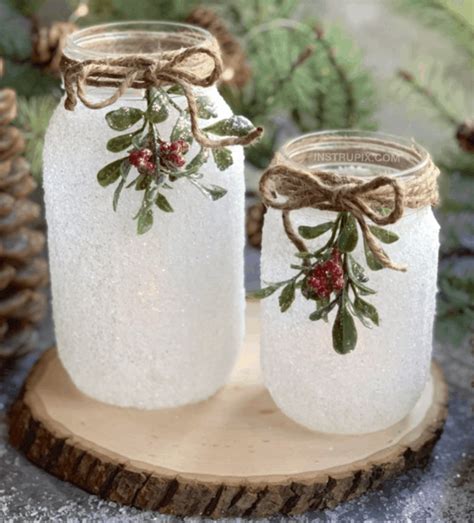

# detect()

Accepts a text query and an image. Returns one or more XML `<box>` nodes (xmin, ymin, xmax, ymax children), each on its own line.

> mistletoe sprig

<box><xmin>97</xmin><ymin>86</ymin><xmax>256</xmax><ymax>234</ymax></box>
<box><xmin>252</xmin><ymin>212</ymin><xmax>399</xmax><ymax>354</ymax></box>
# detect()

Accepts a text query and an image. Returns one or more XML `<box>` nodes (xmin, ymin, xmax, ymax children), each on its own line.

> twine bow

<box><xmin>61</xmin><ymin>44</ymin><xmax>263</xmax><ymax>148</ymax></box>
<box><xmin>260</xmin><ymin>153</ymin><xmax>438</xmax><ymax>272</ymax></box>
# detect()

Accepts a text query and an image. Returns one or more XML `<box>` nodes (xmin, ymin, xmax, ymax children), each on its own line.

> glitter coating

<box><xmin>261</xmin><ymin>206</ymin><xmax>440</xmax><ymax>434</ymax></box>
<box><xmin>42</xmin><ymin>87</ymin><xmax>245</xmax><ymax>408</ymax></box>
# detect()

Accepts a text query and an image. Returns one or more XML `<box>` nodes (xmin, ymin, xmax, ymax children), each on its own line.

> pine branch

<box><xmin>78</xmin><ymin>0</ymin><xmax>202</xmax><ymax>24</ymax></box>
<box><xmin>225</xmin><ymin>0</ymin><xmax>299</xmax><ymax>33</ymax></box>
<box><xmin>314</xmin><ymin>25</ymin><xmax>356</xmax><ymax>128</ymax></box>
<box><xmin>0</xmin><ymin>1</ymin><xmax>32</xmax><ymax>60</ymax></box>
<box><xmin>397</xmin><ymin>69</ymin><xmax>459</xmax><ymax>126</ymax></box>
<box><xmin>263</xmin><ymin>44</ymin><xmax>314</xmax><ymax>110</ymax></box>
<box><xmin>393</xmin><ymin>0</ymin><xmax>474</xmax><ymax>59</ymax></box>
<box><xmin>6</xmin><ymin>0</ymin><xmax>46</xmax><ymax>18</ymax></box>
<box><xmin>431</xmin><ymin>0</ymin><xmax>474</xmax><ymax>45</ymax></box>
<box><xmin>15</xmin><ymin>95</ymin><xmax>57</xmax><ymax>180</ymax></box>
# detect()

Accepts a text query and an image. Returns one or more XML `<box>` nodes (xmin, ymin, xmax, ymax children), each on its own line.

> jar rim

<box><xmin>64</xmin><ymin>21</ymin><xmax>213</xmax><ymax>61</ymax></box>
<box><xmin>280</xmin><ymin>130</ymin><xmax>430</xmax><ymax>179</ymax></box>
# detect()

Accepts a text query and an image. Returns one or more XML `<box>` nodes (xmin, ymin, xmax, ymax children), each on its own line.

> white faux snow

<box><xmin>261</xmin><ymin>206</ymin><xmax>440</xmax><ymax>434</ymax></box>
<box><xmin>43</xmin><ymin>86</ymin><xmax>245</xmax><ymax>409</ymax></box>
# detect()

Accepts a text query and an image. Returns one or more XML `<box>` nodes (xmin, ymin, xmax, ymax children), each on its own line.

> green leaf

<box><xmin>170</xmin><ymin>113</ymin><xmax>193</xmax><ymax>143</ymax></box>
<box><xmin>137</xmin><ymin>209</ymin><xmax>153</xmax><ymax>235</ymax></box>
<box><xmin>348</xmin><ymin>255</ymin><xmax>369</xmax><ymax>283</ymax></box>
<box><xmin>112</xmin><ymin>178</ymin><xmax>126</xmax><ymax>211</ymax></box>
<box><xmin>155</xmin><ymin>193</ymin><xmax>174</xmax><ymax>213</ymax></box>
<box><xmin>167</xmin><ymin>84</ymin><xmax>184</xmax><ymax>95</ymax></box>
<box><xmin>309</xmin><ymin>297</ymin><xmax>336</xmax><ymax>321</ymax></box>
<box><xmin>105</xmin><ymin>108</ymin><xmax>143</xmax><ymax>131</ymax></box>
<box><xmin>248</xmin><ymin>282</ymin><xmax>285</xmax><ymax>299</ymax></box>
<box><xmin>135</xmin><ymin>173</ymin><xmax>149</xmax><ymax>191</ymax></box>
<box><xmin>97</xmin><ymin>158</ymin><xmax>126</xmax><ymax>187</ymax></box>
<box><xmin>112</xmin><ymin>161</ymin><xmax>131</xmax><ymax>211</ymax></box>
<box><xmin>106</xmin><ymin>133</ymin><xmax>134</xmax><ymax>152</ymax></box>
<box><xmin>199</xmin><ymin>183</ymin><xmax>228</xmax><ymax>201</ymax></box>
<box><xmin>347</xmin><ymin>256</ymin><xmax>376</xmax><ymax>295</ymax></box>
<box><xmin>204</xmin><ymin>115</ymin><xmax>255</xmax><ymax>137</ymax></box>
<box><xmin>147</xmin><ymin>89</ymin><xmax>169</xmax><ymax>123</ymax></box>
<box><xmin>196</xmin><ymin>96</ymin><xmax>218</xmax><ymax>119</ymax></box>
<box><xmin>317</xmin><ymin>297</ymin><xmax>332</xmax><ymax>323</ymax></box>
<box><xmin>132</xmin><ymin>128</ymin><xmax>148</xmax><ymax>148</ymax></box>
<box><xmin>187</xmin><ymin>148</ymin><xmax>209</xmax><ymax>172</ymax></box>
<box><xmin>309</xmin><ymin>308</ymin><xmax>327</xmax><ymax>321</ymax></box>
<box><xmin>298</xmin><ymin>221</ymin><xmax>334</xmax><ymax>240</ymax></box>
<box><xmin>369</xmin><ymin>225</ymin><xmax>399</xmax><ymax>244</ymax></box>
<box><xmin>212</xmin><ymin>147</ymin><xmax>233</xmax><ymax>170</ymax></box>
<box><xmin>208</xmin><ymin>185</ymin><xmax>228</xmax><ymax>201</ymax></box>
<box><xmin>294</xmin><ymin>251</ymin><xmax>315</xmax><ymax>260</ymax></box>
<box><xmin>332</xmin><ymin>302</ymin><xmax>358</xmax><ymax>354</ymax></box>
<box><xmin>279</xmin><ymin>281</ymin><xmax>296</xmax><ymax>312</ymax></box>
<box><xmin>364</xmin><ymin>240</ymin><xmax>384</xmax><ymax>271</ymax></box>
<box><xmin>338</xmin><ymin>213</ymin><xmax>358</xmax><ymax>252</ymax></box>
<box><xmin>354</xmin><ymin>297</ymin><xmax>379</xmax><ymax>326</ymax></box>
<box><xmin>347</xmin><ymin>299</ymin><xmax>371</xmax><ymax>328</ymax></box>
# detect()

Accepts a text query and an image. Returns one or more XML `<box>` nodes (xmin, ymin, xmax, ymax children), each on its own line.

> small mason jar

<box><xmin>43</xmin><ymin>22</ymin><xmax>246</xmax><ymax>408</ymax></box>
<box><xmin>260</xmin><ymin>131</ymin><xmax>439</xmax><ymax>434</ymax></box>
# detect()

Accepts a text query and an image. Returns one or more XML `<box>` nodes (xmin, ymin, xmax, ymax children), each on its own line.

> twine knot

<box><xmin>260</xmin><ymin>145</ymin><xmax>439</xmax><ymax>272</ymax></box>
<box><xmin>60</xmin><ymin>39</ymin><xmax>262</xmax><ymax>148</ymax></box>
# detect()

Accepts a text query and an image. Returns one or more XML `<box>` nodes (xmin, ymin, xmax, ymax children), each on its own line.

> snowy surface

<box><xmin>42</xmin><ymin>87</ymin><xmax>245</xmax><ymax>409</ymax></box>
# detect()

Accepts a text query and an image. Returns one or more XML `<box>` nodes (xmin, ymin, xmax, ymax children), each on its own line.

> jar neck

<box><xmin>61</xmin><ymin>84</ymin><xmax>218</xmax><ymax>103</ymax></box>
<box><xmin>64</xmin><ymin>21</ymin><xmax>215</xmax><ymax>62</ymax></box>
<box><xmin>61</xmin><ymin>22</ymin><xmax>221</xmax><ymax>109</ymax></box>
<box><xmin>280</xmin><ymin>131</ymin><xmax>430</xmax><ymax>180</ymax></box>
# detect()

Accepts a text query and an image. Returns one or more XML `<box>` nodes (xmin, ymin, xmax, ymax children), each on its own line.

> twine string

<box><xmin>61</xmin><ymin>43</ymin><xmax>263</xmax><ymax>148</ymax></box>
<box><xmin>259</xmin><ymin>150</ymin><xmax>439</xmax><ymax>272</ymax></box>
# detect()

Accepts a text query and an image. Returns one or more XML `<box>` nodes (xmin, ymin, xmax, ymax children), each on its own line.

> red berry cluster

<box><xmin>308</xmin><ymin>249</ymin><xmax>344</xmax><ymax>299</ymax></box>
<box><xmin>128</xmin><ymin>140</ymin><xmax>189</xmax><ymax>175</ymax></box>
<box><xmin>129</xmin><ymin>148</ymin><xmax>155</xmax><ymax>173</ymax></box>
<box><xmin>159</xmin><ymin>139</ymin><xmax>189</xmax><ymax>168</ymax></box>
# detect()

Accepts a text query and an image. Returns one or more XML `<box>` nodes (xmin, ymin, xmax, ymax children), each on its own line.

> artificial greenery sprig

<box><xmin>251</xmin><ymin>211</ymin><xmax>400</xmax><ymax>354</ymax></box>
<box><xmin>97</xmin><ymin>86</ymin><xmax>256</xmax><ymax>234</ymax></box>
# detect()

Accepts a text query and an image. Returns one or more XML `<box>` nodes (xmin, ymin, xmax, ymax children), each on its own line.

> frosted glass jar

<box><xmin>43</xmin><ymin>23</ymin><xmax>245</xmax><ymax>409</ymax></box>
<box><xmin>260</xmin><ymin>131</ymin><xmax>439</xmax><ymax>434</ymax></box>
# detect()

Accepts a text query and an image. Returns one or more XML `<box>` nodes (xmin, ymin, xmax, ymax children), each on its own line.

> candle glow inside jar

<box><xmin>260</xmin><ymin>131</ymin><xmax>440</xmax><ymax>434</ymax></box>
<box><xmin>43</xmin><ymin>22</ymin><xmax>252</xmax><ymax>409</ymax></box>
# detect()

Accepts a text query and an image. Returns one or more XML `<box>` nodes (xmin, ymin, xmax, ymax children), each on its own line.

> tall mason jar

<box><xmin>43</xmin><ymin>23</ymin><xmax>247</xmax><ymax>409</ymax></box>
<box><xmin>260</xmin><ymin>131</ymin><xmax>440</xmax><ymax>434</ymax></box>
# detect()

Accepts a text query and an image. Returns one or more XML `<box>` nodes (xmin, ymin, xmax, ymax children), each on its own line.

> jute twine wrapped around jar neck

<box><xmin>60</xmin><ymin>30</ymin><xmax>262</xmax><ymax>148</ymax></box>
<box><xmin>259</xmin><ymin>135</ymin><xmax>440</xmax><ymax>271</ymax></box>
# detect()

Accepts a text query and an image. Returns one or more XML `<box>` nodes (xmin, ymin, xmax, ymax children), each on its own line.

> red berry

<box><xmin>143</xmin><ymin>160</ymin><xmax>156</xmax><ymax>172</ymax></box>
<box><xmin>128</xmin><ymin>150</ymin><xmax>141</xmax><ymax>166</ymax></box>
<box><xmin>177</xmin><ymin>139</ymin><xmax>189</xmax><ymax>154</ymax></box>
<box><xmin>308</xmin><ymin>249</ymin><xmax>345</xmax><ymax>298</ymax></box>
<box><xmin>129</xmin><ymin>148</ymin><xmax>153</xmax><ymax>168</ymax></box>
<box><xmin>159</xmin><ymin>140</ymin><xmax>188</xmax><ymax>169</ymax></box>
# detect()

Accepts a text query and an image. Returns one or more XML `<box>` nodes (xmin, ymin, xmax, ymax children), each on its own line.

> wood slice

<box><xmin>8</xmin><ymin>303</ymin><xmax>448</xmax><ymax>518</ymax></box>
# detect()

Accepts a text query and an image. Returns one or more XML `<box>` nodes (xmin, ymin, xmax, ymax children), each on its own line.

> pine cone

<box><xmin>0</xmin><ymin>66</ymin><xmax>48</xmax><ymax>358</ymax></box>
<box><xmin>456</xmin><ymin>120</ymin><xmax>474</xmax><ymax>153</ymax></box>
<box><xmin>31</xmin><ymin>21</ymin><xmax>77</xmax><ymax>75</ymax></box>
<box><xmin>186</xmin><ymin>7</ymin><xmax>251</xmax><ymax>88</ymax></box>
<box><xmin>246</xmin><ymin>200</ymin><xmax>266</xmax><ymax>249</ymax></box>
